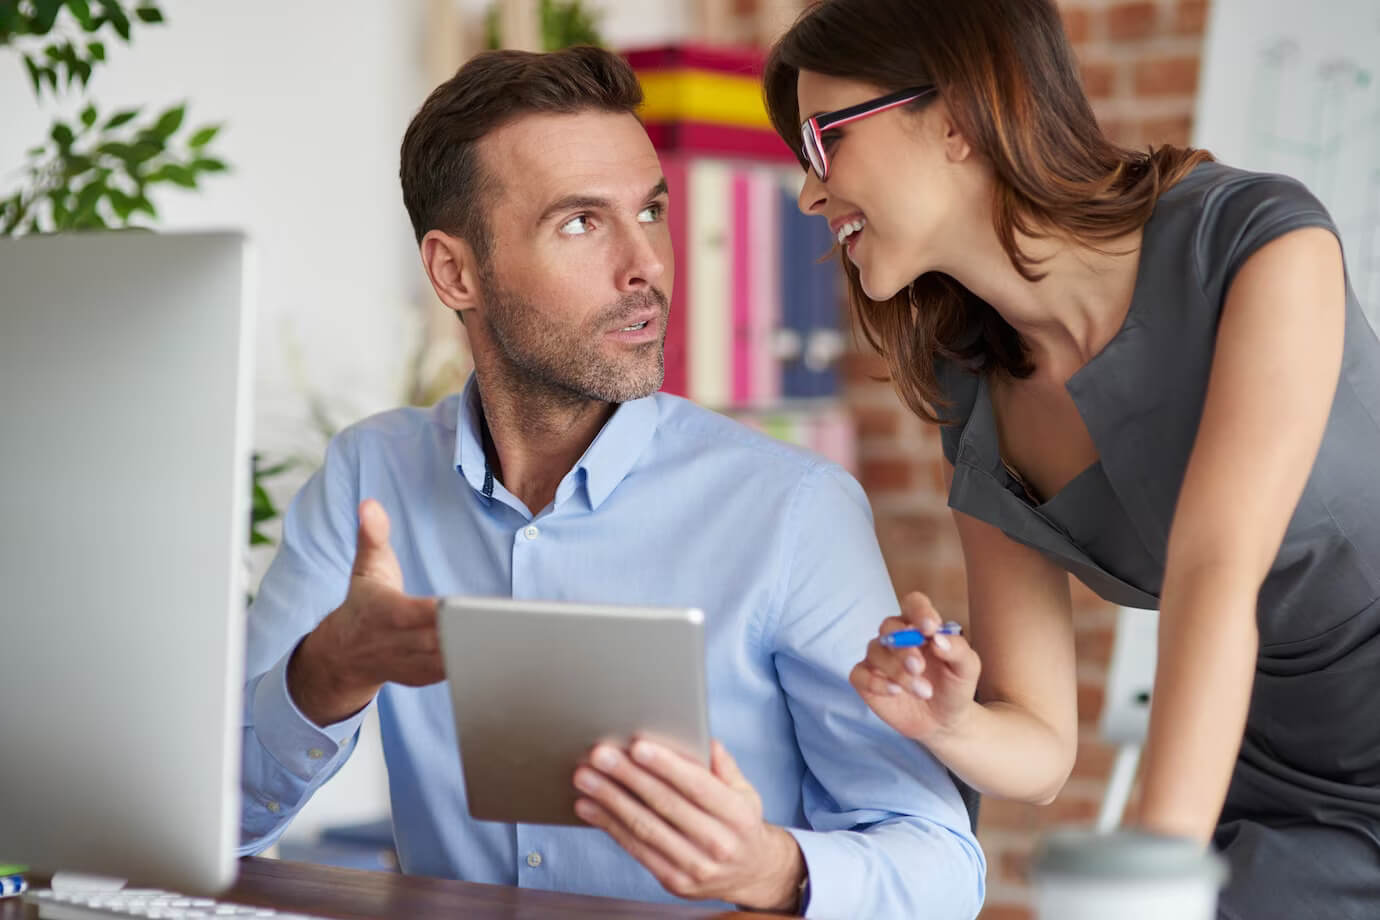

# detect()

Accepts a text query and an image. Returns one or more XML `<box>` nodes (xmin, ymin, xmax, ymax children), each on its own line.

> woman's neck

<box><xmin>943</xmin><ymin>224</ymin><xmax>1144</xmax><ymax>381</ymax></box>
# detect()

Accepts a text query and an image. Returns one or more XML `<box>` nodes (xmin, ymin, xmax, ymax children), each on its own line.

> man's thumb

<box><xmin>352</xmin><ymin>499</ymin><xmax>401</xmax><ymax>585</ymax></box>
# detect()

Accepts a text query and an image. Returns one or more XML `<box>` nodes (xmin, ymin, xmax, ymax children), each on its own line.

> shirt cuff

<box><xmin>783</xmin><ymin>827</ymin><xmax>861</xmax><ymax>920</ymax></box>
<box><xmin>251</xmin><ymin>647</ymin><xmax>370</xmax><ymax>781</ymax></box>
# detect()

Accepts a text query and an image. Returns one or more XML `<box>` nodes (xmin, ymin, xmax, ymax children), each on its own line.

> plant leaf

<box><xmin>30</xmin><ymin>0</ymin><xmax>63</xmax><ymax>35</ymax></box>
<box><xmin>62</xmin><ymin>154</ymin><xmax>96</xmax><ymax>177</ymax></box>
<box><xmin>191</xmin><ymin>156</ymin><xmax>227</xmax><ymax>173</ymax></box>
<box><xmin>69</xmin><ymin>0</ymin><xmax>96</xmax><ymax>29</ymax></box>
<box><xmin>75</xmin><ymin>178</ymin><xmax>106</xmax><ymax>212</ymax></box>
<box><xmin>107</xmin><ymin>188</ymin><xmax>135</xmax><ymax>220</ymax></box>
<box><xmin>162</xmin><ymin>163</ymin><xmax>197</xmax><ymax>188</ymax></box>
<box><xmin>128</xmin><ymin>139</ymin><xmax>162</xmax><ymax>163</ymax></box>
<box><xmin>103</xmin><ymin>107</ymin><xmax>140</xmax><ymax>129</ymax></box>
<box><xmin>1</xmin><ymin>195</ymin><xmax>29</xmax><ymax>236</ymax></box>
<box><xmin>133</xmin><ymin>5</ymin><xmax>163</xmax><ymax>23</ymax></box>
<box><xmin>87</xmin><ymin>40</ymin><xmax>105</xmax><ymax>61</ymax></box>
<box><xmin>131</xmin><ymin>192</ymin><xmax>156</xmax><ymax>217</ymax></box>
<box><xmin>51</xmin><ymin>122</ymin><xmax>75</xmax><ymax>148</ymax></box>
<box><xmin>255</xmin><ymin>459</ymin><xmax>295</xmax><ymax>478</ymax></box>
<box><xmin>80</xmin><ymin>104</ymin><xmax>98</xmax><ymax>128</ymax></box>
<box><xmin>23</xmin><ymin>54</ymin><xmax>42</xmax><ymax>95</ymax></box>
<box><xmin>188</xmin><ymin>124</ymin><xmax>220</xmax><ymax>148</ymax></box>
<box><xmin>98</xmin><ymin>0</ymin><xmax>132</xmax><ymax>40</ymax></box>
<box><xmin>151</xmin><ymin>103</ymin><xmax>185</xmax><ymax>139</ymax></box>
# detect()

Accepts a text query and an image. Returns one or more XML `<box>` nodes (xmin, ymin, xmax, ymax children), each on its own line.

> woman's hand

<box><xmin>850</xmin><ymin>591</ymin><xmax>982</xmax><ymax>744</ymax></box>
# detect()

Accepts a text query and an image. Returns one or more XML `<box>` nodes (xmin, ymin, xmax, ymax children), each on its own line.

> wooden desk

<box><xmin>0</xmin><ymin>857</ymin><xmax>786</xmax><ymax>919</ymax></box>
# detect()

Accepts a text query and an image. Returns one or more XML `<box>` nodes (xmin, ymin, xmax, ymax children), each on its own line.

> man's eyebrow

<box><xmin>536</xmin><ymin>179</ymin><xmax>670</xmax><ymax>226</ymax></box>
<box><xmin>537</xmin><ymin>194</ymin><xmax>611</xmax><ymax>226</ymax></box>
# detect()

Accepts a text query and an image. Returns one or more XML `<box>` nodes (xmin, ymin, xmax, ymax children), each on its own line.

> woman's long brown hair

<box><xmin>764</xmin><ymin>0</ymin><xmax>1212</xmax><ymax>422</ymax></box>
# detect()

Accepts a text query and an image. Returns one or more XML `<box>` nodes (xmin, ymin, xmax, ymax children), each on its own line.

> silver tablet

<box><xmin>438</xmin><ymin>596</ymin><xmax>711</xmax><ymax>826</ymax></box>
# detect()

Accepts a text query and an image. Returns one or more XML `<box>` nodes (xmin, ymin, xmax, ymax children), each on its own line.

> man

<box><xmin>238</xmin><ymin>46</ymin><xmax>984</xmax><ymax>919</ymax></box>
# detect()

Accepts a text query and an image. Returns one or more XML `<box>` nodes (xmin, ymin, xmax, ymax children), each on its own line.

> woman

<box><xmin>763</xmin><ymin>1</ymin><xmax>1380</xmax><ymax>916</ymax></box>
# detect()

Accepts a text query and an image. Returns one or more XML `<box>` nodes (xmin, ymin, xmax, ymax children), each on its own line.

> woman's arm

<box><xmin>937</xmin><ymin>498</ymin><xmax>1081</xmax><ymax>803</ymax></box>
<box><xmin>1135</xmin><ymin>226</ymin><xmax>1346</xmax><ymax>841</ymax></box>
<box><xmin>854</xmin><ymin>460</ymin><xmax>1081</xmax><ymax>805</ymax></box>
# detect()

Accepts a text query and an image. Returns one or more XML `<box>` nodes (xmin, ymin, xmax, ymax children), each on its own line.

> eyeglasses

<box><xmin>800</xmin><ymin>86</ymin><xmax>936</xmax><ymax>181</ymax></box>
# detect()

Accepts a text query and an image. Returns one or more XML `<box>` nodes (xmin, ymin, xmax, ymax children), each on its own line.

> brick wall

<box><xmin>838</xmin><ymin>3</ymin><xmax>1210</xmax><ymax>917</ymax></box>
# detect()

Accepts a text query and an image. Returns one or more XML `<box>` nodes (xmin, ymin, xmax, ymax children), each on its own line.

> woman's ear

<box><xmin>420</xmin><ymin>230</ymin><xmax>483</xmax><ymax>322</ymax></box>
<box><xmin>933</xmin><ymin>101</ymin><xmax>973</xmax><ymax>164</ymax></box>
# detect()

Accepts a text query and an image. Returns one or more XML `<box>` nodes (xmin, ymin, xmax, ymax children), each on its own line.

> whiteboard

<box><xmin>1194</xmin><ymin>0</ymin><xmax>1380</xmax><ymax>329</ymax></box>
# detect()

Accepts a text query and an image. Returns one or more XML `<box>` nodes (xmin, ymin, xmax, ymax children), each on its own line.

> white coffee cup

<box><xmin>1031</xmin><ymin>829</ymin><xmax>1228</xmax><ymax>920</ymax></box>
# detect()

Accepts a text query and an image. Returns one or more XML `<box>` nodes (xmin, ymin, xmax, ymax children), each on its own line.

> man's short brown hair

<box><xmin>399</xmin><ymin>45</ymin><xmax>643</xmax><ymax>263</ymax></box>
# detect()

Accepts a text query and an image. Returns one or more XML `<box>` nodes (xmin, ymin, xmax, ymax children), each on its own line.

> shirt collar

<box><xmin>451</xmin><ymin>373</ymin><xmax>659</xmax><ymax>511</ymax></box>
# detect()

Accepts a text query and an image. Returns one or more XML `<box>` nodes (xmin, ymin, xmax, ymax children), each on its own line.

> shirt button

<box><xmin>265</xmin><ymin>800</ymin><xmax>281</xmax><ymax>814</ymax></box>
<box><xmin>523</xmin><ymin>525</ymin><xmax>539</xmax><ymax>540</ymax></box>
<box><xmin>307</xmin><ymin>748</ymin><xmax>324</xmax><ymax>760</ymax></box>
<box><xmin>526</xmin><ymin>851</ymin><xmax>543</xmax><ymax>868</ymax></box>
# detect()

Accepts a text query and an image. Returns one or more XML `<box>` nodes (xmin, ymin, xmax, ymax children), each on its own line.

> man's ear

<box><xmin>420</xmin><ymin>230</ymin><xmax>484</xmax><ymax>320</ymax></box>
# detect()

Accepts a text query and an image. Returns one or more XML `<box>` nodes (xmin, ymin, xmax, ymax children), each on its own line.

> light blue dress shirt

<box><xmin>238</xmin><ymin>376</ymin><xmax>986</xmax><ymax>919</ymax></box>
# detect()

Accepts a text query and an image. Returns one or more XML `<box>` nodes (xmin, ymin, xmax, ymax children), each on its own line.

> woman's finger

<box><xmin>865</xmin><ymin>640</ymin><xmax>933</xmax><ymax>700</ymax></box>
<box><xmin>864</xmin><ymin>636</ymin><xmax>916</xmax><ymax>683</ymax></box>
<box><xmin>852</xmin><ymin>661</ymin><xmax>903</xmax><ymax>697</ymax></box>
<box><xmin>928</xmin><ymin>630</ymin><xmax>981</xmax><ymax>684</ymax></box>
<box><xmin>898</xmin><ymin>592</ymin><xmax>942</xmax><ymax>632</ymax></box>
<box><xmin>876</xmin><ymin>615</ymin><xmax>910</xmax><ymax>638</ymax></box>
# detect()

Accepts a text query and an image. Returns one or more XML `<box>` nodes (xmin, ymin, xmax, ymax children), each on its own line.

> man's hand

<box><xmin>287</xmin><ymin>499</ymin><xmax>443</xmax><ymax>726</ymax></box>
<box><xmin>573</xmin><ymin>738</ymin><xmax>806</xmax><ymax>912</ymax></box>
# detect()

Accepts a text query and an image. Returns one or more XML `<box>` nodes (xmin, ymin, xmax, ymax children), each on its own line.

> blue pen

<box><xmin>880</xmin><ymin>620</ymin><xmax>963</xmax><ymax>649</ymax></box>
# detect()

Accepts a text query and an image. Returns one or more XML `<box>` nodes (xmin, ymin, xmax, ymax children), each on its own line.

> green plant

<box><xmin>1</xmin><ymin>0</ymin><xmax>293</xmax><ymax>563</ymax></box>
<box><xmin>0</xmin><ymin>0</ymin><xmax>226</xmax><ymax>233</ymax></box>
<box><xmin>250</xmin><ymin>454</ymin><xmax>294</xmax><ymax>547</ymax></box>
<box><xmin>485</xmin><ymin>0</ymin><xmax>604</xmax><ymax>51</ymax></box>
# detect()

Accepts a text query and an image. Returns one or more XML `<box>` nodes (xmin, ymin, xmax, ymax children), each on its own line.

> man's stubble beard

<box><xmin>477</xmin><ymin>263</ymin><xmax>668</xmax><ymax>408</ymax></box>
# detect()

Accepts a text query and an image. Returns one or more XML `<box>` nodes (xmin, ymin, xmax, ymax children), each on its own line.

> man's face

<box><xmin>472</xmin><ymin>110</ymin><xmax>673</xmax><ymax>404</ymax></box>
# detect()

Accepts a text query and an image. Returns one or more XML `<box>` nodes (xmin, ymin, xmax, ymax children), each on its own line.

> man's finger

<box><xmin>352</xmin><ymin>499</ymin><xmax>404</xmax><ymax>586</ymax></box>
<box><xmin>574</xmin><ymin>798</ymin><xmax>698</xmax><ymax>898</ymax></box>
<box><xmin>383</xmin><ymin>594</ymin><xmax>438</xmax><ymax>631</ymax></box>
<box><xmin>573</xmin><ymin>763</ymin><xmax>715</xmax><ymax>879</ymax></box>
<box><xmin>624</xmin><ymin>739</ymin><xmax>745</xmax><ymax>825</ymax></box>
<box><xmin>586</xmin><ymin>744</ymin><xmax>738</xmax><ymax>861</ymax></box>
<box><xmin>710</xmin><ymin>741</ymin><xmax>751</xmax><ymax>793</ymax></box>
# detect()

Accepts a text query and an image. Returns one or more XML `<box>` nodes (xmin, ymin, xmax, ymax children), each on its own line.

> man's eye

<box><xmin>560</xmin><ymin>215</ymin><xmax>593</xmax><ymax>235</ymax></box>
<box><xmin>637</xmin><ymin>204</ymin><xmax>663</xmax><ymax>223</ymax></box>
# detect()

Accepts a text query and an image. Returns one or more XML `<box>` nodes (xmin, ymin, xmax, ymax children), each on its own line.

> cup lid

<box><xmin>1032</xmin><ymin>829</ymin><xmax>1229</xmax><ymax>884</ymax></box>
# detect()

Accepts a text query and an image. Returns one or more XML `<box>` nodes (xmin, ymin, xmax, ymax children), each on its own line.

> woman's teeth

<box><xmin>837</xmin><ymin>217</ymin><xmax>867</xmax><ymax>246</ymax></box>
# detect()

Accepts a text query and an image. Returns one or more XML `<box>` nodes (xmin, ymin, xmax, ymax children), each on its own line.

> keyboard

<box><xmin>22</xmin><ymin>887</ymin><xmax>331</xmax><ymax>919</ymax></box>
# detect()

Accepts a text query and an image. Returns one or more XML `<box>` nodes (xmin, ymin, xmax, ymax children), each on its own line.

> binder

<box><xmin>688</xmin><ymin>159</ymin><xmax>732</xmax><ymax>408</ymax></box>
<box><xmin>660</xmin><ymin>154</ymin><xmax>690</xmax><ymax>397</ymax></box>
<box><xmin>748</xmin><ymin>166</ymin><xmax>783</xmax><ymax>406</ymax></box>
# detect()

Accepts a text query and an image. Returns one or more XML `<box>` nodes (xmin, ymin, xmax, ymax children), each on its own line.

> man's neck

<box><xmin>473</xmin><ymin>372</ymin><xmax>616</xmax><ymax>517</ymax></box>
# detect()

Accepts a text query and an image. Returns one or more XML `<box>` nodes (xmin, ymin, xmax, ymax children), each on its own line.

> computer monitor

<box><xmin>0</xmin><ymin>231</ymin><xmax>255</xmax><ymax>894</ymax></box>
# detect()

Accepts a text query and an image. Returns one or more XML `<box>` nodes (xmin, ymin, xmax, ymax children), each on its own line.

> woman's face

<box><xmin>794</xmin><ymin>69</ymin><xmax>982</xmax><ymax>301</ymax></box>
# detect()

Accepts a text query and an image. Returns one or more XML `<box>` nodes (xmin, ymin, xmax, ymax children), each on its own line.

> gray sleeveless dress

<box><xmin>935</xmin><ymin>161</ymin><xmax>1380</xmax><ymax>918</ymax></box>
